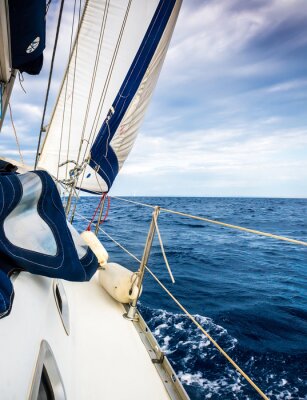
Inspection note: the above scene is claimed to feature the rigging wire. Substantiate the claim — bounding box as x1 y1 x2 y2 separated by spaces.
8 103 24 165
57 0 79 180
38 0 90 167
76 0 111 166
110 196 307 247
74 210 269 400
65 0 82 179
34 0 65 170
80 0 133 163
70 0 132 217
60 0 111 218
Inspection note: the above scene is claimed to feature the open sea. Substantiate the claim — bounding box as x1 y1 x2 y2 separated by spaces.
74 197 307 400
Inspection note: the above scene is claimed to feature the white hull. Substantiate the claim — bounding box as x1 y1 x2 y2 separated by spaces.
0 271 187 399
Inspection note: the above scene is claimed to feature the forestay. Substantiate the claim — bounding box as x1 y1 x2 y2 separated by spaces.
38 0 181 194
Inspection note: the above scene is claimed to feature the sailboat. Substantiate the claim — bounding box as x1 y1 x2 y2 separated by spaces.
2 1 297 398
0 0 189 398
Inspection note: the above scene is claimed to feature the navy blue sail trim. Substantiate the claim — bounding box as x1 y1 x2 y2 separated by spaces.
90 0 176 191
0 171 98 318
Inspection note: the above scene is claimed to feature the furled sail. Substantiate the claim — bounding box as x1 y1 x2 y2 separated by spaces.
0 0 47 129
9 0 46 75
38 0 182 193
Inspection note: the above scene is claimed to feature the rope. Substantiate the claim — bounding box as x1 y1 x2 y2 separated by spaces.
34 0 65 170
57 0 78 180
57 0 82 212
101 194 111 224
75 210 146 263
74 210 269 400
144 267 269 400
86 193 106 231
70 0 131 214
76 0 110 166
37 0 90 164
66 0 112 215
153 213 175 283
110 196 307 247
65 0 82 179
17 72 26 94
82 0 132 158
86 193 110 231
111 195 161 209
8 103 24 165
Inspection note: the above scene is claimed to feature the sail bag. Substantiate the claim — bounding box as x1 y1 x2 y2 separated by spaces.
8 0 46 75
0 171 98 318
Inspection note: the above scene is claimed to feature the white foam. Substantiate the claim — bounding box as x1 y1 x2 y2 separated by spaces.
174 321 184 330
161 335 172 352
142 306 305 400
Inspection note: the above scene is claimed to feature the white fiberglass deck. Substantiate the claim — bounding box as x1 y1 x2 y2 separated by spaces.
0 271 174 399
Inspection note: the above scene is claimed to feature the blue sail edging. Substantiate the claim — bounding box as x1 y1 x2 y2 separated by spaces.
89 0 176 191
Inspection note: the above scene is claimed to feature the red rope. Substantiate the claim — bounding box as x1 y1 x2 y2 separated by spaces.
86 193 106 231
100 195 110 225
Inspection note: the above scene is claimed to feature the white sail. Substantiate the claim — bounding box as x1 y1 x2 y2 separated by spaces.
38 0 181 193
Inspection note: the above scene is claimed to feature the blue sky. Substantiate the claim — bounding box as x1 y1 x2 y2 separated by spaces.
2 0 307 197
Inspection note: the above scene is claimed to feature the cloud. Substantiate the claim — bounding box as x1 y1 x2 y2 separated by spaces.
120 126 307 176
265 79 307 93
13 103 42 121
160 0 307 90
111 125 307 197
1 0 306 197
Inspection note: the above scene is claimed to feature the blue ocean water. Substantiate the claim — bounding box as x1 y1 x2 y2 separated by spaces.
74 197 307 400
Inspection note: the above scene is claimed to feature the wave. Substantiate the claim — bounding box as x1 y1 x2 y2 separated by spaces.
140 306 307 400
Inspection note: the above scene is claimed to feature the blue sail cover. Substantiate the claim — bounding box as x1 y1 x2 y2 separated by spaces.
9 0 46 75
0 171 98 318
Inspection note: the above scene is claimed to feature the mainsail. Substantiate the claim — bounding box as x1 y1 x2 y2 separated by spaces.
38 0 182 193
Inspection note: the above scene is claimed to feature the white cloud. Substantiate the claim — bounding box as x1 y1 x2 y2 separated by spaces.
160 0 307 88
13 103 42 121
1 0 306 197
121 126 307 173
265 79 307 93
112 125 307 196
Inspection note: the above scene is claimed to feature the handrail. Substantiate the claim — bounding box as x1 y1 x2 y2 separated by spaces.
110 196 307 247
75 210 270 399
